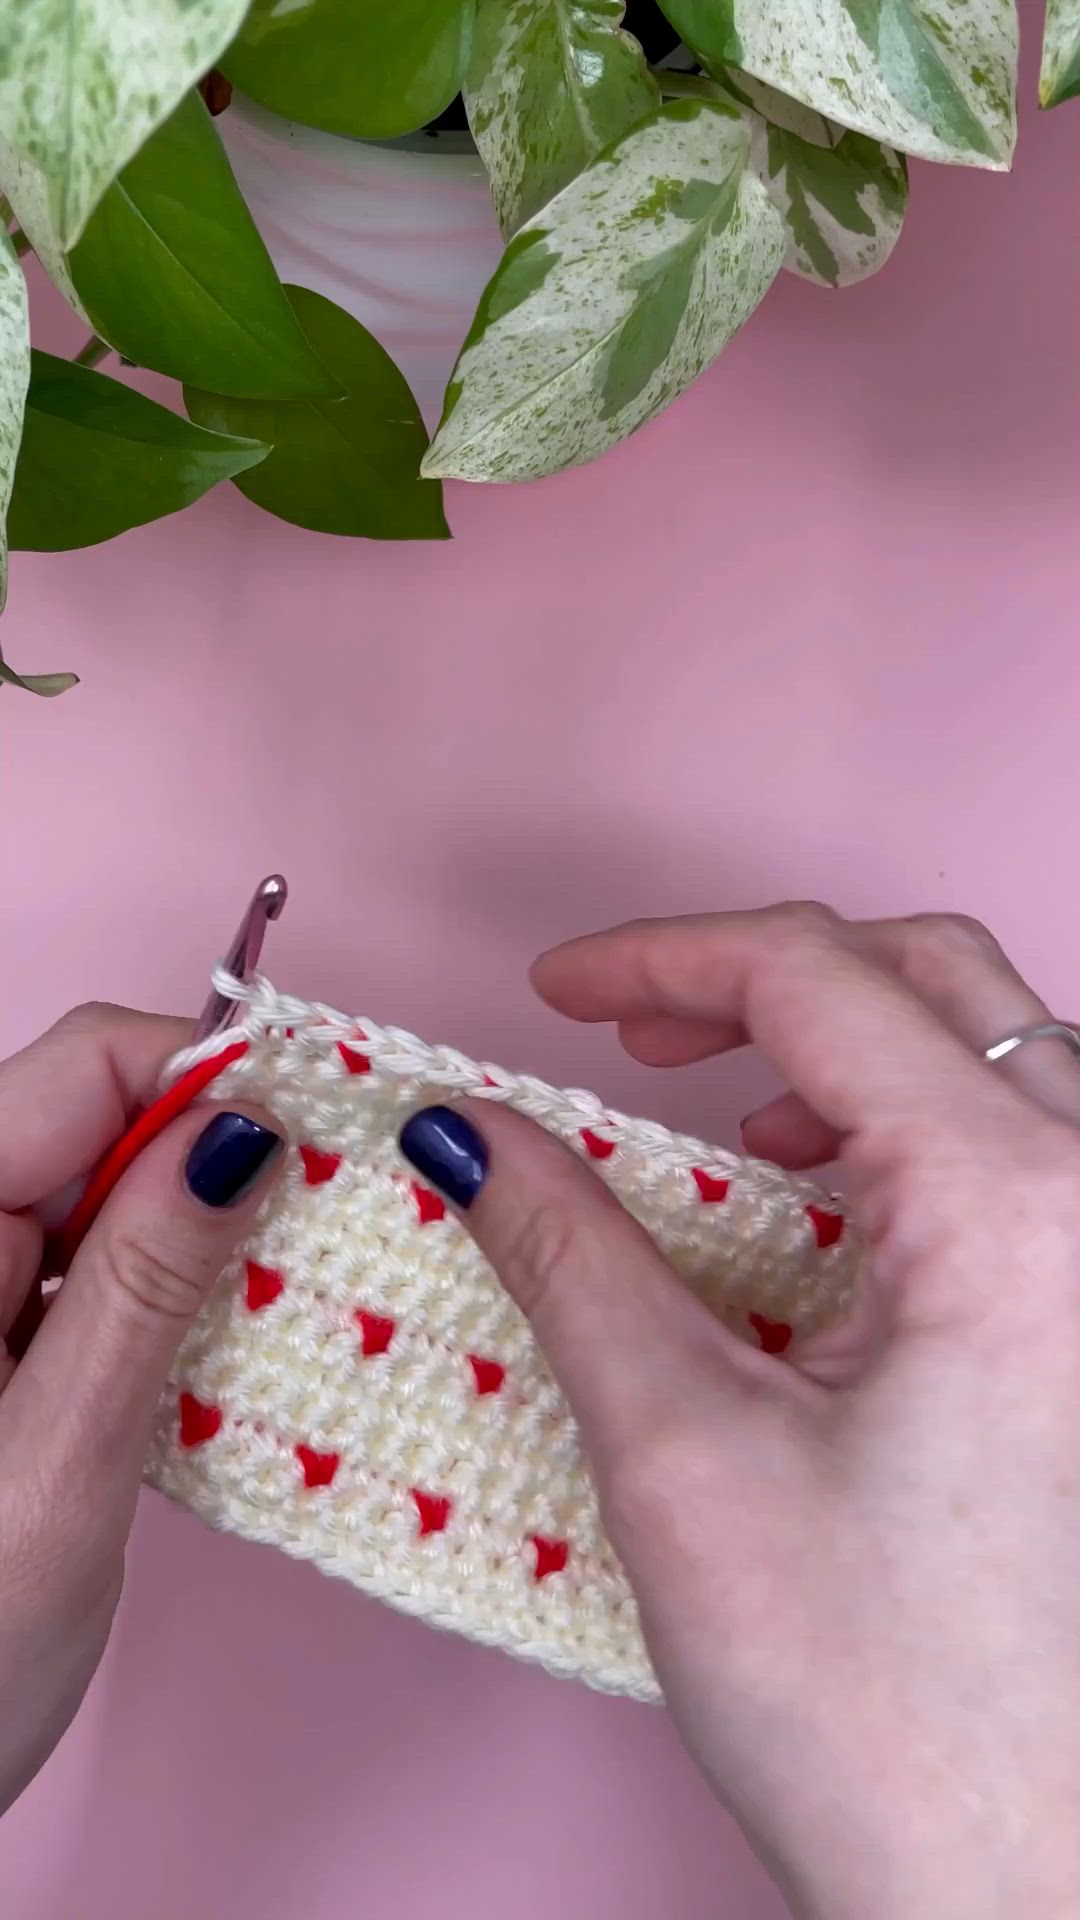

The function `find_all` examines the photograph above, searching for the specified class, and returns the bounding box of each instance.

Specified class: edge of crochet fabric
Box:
[144,971,859,1702]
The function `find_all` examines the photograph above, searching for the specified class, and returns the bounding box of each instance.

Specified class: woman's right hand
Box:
[400,906,1080,1920]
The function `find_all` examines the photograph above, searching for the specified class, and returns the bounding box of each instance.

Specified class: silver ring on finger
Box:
[985,1021,1080,1065]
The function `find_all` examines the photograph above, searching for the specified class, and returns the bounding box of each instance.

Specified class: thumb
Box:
[8,1105,284,1475]
[398,1100,768,1477]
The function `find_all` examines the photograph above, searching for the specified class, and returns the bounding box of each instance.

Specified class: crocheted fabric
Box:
[145,973,859,1702]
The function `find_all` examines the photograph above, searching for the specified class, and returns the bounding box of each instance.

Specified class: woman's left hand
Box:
[0,1002,284,1811]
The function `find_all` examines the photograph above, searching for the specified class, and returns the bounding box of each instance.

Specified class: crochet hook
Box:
[53,872,289,1263]
[192,872,287,1046]
[9,876,289,1358]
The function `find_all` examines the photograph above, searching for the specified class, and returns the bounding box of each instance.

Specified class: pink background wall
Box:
[4,47,1080,1919]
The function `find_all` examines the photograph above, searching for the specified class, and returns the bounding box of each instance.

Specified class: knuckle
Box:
[907,911,1003,968]
[630,919,688,999]
[748,903,842,1004]
[618,915,661,942]
[768,900,841,946]
[50,999,122,1040]
[495,1197,584,1323]
[896,912,1013,1010]
[106,1229,210,1325]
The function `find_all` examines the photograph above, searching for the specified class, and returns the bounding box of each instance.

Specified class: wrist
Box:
[783,1812,1080,1920]
[730,1742,1080,1920]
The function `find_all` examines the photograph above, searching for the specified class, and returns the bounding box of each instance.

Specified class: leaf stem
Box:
[72,334,111,369]
[649,66,711,99]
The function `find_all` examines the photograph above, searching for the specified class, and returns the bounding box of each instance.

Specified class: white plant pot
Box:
[218,95,504,426]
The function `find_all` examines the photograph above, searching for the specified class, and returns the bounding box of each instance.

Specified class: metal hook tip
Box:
[255,874,288,920]
[191,873,289,1046]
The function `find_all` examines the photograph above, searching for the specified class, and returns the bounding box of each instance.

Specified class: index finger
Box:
[0,1002,191,1211]
[532,906,1009,1138]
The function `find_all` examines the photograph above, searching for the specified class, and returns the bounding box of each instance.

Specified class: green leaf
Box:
[224,0,474,140]
[68,92,339,399]
[657,0,1017,168]
[7,353,268,552]
[0,226,29,610]
[465,0,660,236]
[0,0,251,249]
[1040,0,1080,105]
[184,285,449,540]
[0,654,79,697]
[763,121,906,286]
[671,70,906,286]
[423,98,786,483]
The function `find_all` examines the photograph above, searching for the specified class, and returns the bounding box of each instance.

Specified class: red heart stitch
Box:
[692,1168,730,1203]
[179,1391,222,1449]
[806,1205,844,1249]
[337,1041,371,1075]
[468,1355,505,1397]
[299,1144,342,1186]
[581,1128,615,1160]
[530,1536,570,1582]
[245,1260,284,1311]
[748,1312,793,1356]
[295,1444,340,1489]
[412,1489,451,1536]
[412,1181,446,1225]
[356,1309,396,1358]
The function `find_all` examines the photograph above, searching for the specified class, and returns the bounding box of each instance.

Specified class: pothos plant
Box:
[0,0,1070,697]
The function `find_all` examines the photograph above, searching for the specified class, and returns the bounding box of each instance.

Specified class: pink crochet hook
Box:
[55,872,289,1262]
[10,877,288,1358]
[192,873,288,1045]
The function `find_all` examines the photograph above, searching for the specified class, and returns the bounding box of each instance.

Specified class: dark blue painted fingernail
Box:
[399,1106,488,1210]
[185,1112,284,1209]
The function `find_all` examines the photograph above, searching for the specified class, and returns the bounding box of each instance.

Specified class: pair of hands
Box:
[5,905,1080,1919]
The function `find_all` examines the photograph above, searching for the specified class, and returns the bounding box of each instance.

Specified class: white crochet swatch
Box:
[145,972,858,1702]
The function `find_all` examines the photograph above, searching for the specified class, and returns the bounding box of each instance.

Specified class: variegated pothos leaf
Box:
[710,65,840,145]
[423,99,786,483]
[0,146,89,320]
[466,0,660,235]
[0,225,29,612]
[658,0,1017,169]
[1040,0,1080,106]
[662,71,906,287]
[0,0,252,254]
[761,119,906,285]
